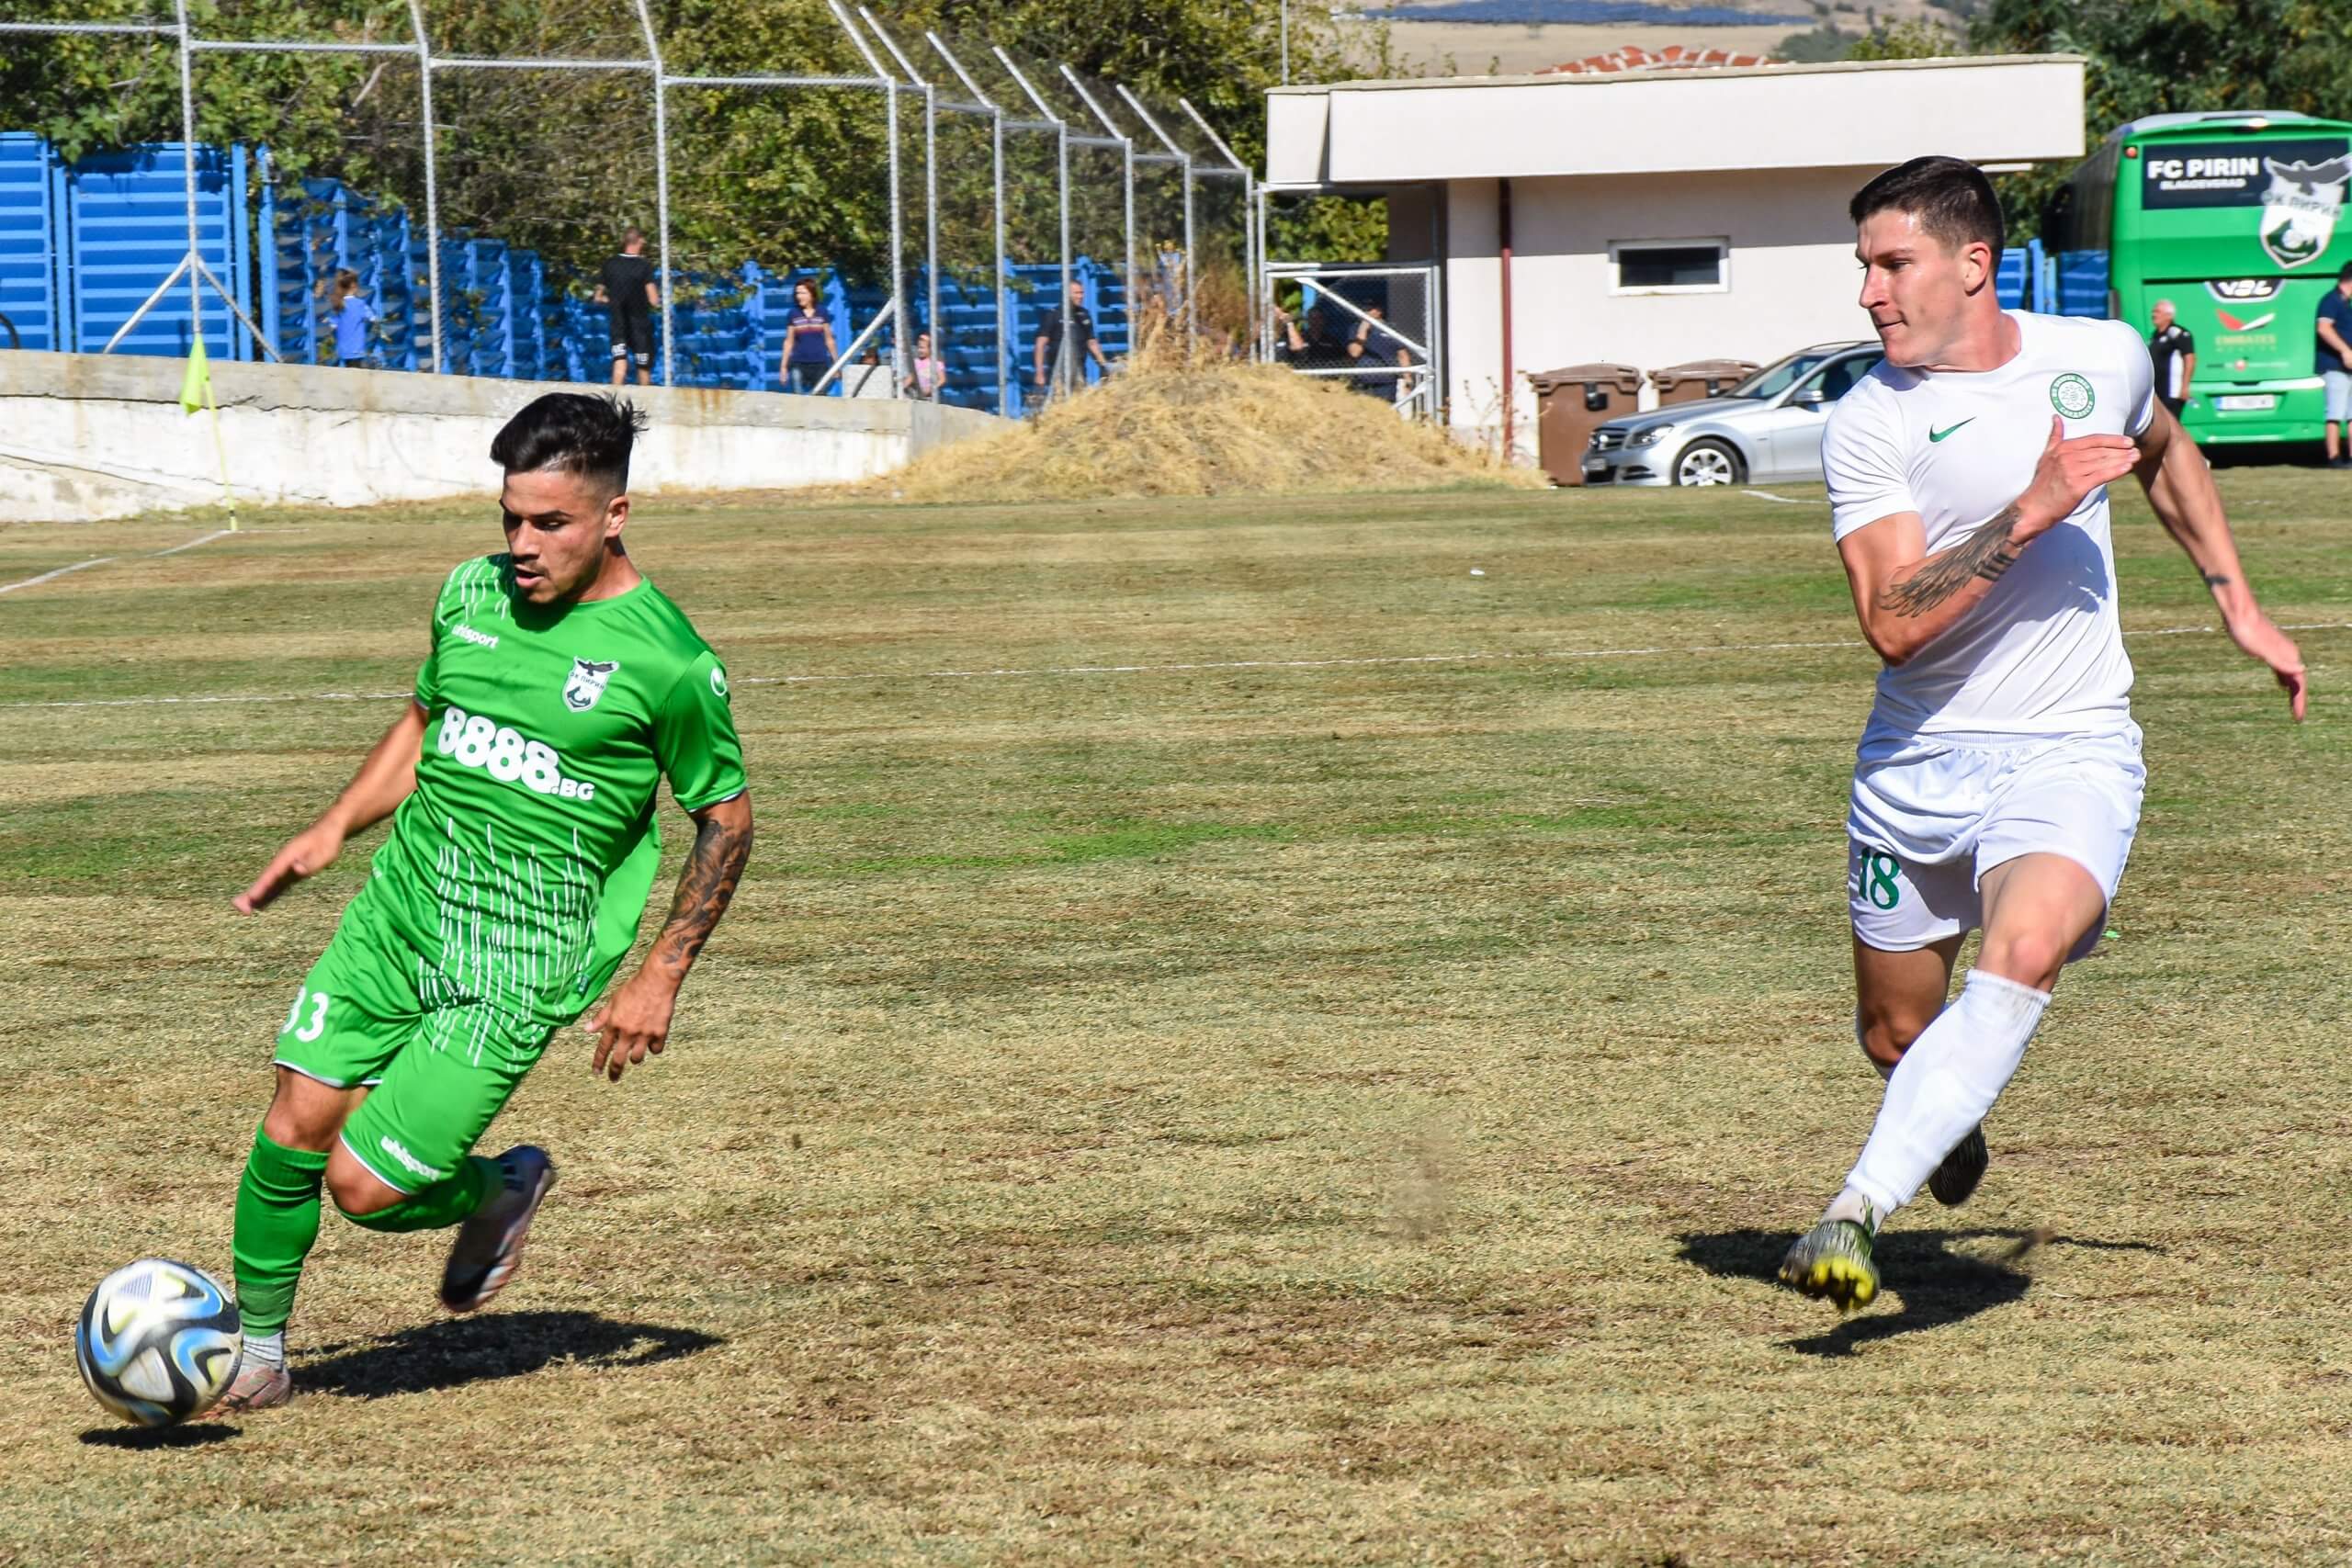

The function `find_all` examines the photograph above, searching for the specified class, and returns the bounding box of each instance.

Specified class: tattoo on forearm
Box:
[1876,505,2024,618]
[653,812,752,974]
[2202,572,2233,588]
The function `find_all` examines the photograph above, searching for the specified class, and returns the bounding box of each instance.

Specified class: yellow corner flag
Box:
[180,333,238,530]
[178,333,210,414]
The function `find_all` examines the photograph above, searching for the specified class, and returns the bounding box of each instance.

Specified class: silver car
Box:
[1578,343,1884,488]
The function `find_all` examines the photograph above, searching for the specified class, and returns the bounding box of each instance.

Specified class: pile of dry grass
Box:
[882,327,1540,503]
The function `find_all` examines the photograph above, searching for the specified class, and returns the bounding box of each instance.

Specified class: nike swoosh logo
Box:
[1928,419,1975,443]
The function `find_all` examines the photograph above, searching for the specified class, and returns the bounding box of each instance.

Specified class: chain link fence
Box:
[0,1,1258,419]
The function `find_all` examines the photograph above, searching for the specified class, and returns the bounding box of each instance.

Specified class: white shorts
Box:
[1846,723,2144,957]
[2326,369,2352,423]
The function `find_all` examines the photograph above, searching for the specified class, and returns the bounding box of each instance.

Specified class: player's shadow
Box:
[298,1309,723,1399]
[1677,1226,2161,1358]
[79,1422,239,1449]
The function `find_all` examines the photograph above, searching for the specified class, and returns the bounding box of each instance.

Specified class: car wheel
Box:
[1672,439,1743,487]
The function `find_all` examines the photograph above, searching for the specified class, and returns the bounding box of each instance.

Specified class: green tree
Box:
[1970,0,2352,243]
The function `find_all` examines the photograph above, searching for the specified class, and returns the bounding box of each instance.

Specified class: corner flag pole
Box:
[180,333,239,531]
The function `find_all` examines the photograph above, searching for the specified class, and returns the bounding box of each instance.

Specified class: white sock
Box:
[1845,968,2050,1219]
[243,1330,286,1369]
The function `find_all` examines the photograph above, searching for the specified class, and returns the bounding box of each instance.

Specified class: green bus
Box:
[2048,110,2352,447]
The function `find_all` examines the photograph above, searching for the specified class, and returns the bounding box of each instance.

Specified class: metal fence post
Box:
[402,0,444,373]
[630,0,673,388]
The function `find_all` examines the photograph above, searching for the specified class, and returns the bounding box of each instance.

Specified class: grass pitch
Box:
[4,472,2350,1565]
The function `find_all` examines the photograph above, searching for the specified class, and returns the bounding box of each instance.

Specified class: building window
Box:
[1610,239,1730,295]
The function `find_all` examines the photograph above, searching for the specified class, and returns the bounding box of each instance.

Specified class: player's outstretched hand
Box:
[233,822,346,914]
[2018,415,2140,537]
[583,971,679,1083]
[2226,609,2309,721]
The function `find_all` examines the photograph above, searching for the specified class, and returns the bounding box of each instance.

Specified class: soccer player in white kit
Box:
[1779,157,2309,1312]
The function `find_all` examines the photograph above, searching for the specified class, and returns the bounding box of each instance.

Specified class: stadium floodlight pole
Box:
[1116,86,1197,337]
[1059,67,1137,347]
[995,49,1073,399]
[859,10,942,402]
[402,0,445,374]
[628,0,674,389]
[926,33,1012,417]
[827,0,908,397]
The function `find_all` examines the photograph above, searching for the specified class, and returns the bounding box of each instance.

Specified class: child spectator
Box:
[330,270,377,369]
[905,331,947,399]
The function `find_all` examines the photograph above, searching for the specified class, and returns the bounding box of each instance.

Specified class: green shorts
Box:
[274,889,553,1195]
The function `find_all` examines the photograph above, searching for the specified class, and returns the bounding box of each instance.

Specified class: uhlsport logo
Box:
[378,1135,447,1184]
[2260,156,2352,268]
[453,624,500,649]
[564,657,620,712]
[2049,373,2097,420]
[709,665,729,699]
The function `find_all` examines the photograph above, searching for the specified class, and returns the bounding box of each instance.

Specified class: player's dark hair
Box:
[1849,156,2005,265]
[491,392,648,497]
[2337,260,2352,283]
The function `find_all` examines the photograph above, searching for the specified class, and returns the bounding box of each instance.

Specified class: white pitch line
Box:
[6,622,2348,715]
[0,557,119,596]
[150,529,235,558]
[1741,489,1819,505]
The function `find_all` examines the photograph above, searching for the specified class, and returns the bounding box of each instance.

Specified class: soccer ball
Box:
[74,1258,243,1427]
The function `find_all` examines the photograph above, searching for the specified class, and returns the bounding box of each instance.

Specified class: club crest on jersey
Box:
[2049,373,2096,420]
[563,658,620,712]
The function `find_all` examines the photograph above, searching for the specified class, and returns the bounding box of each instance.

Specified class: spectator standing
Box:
[1033,278,1109,403]
[904,331,947,400]
[593,228,659,388]
[2147,299,2195,426]
[779,279,837,394]
[2318,263,2352,468]
[330,269,377,370]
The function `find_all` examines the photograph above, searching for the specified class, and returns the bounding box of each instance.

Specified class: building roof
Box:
[1537,44,1780,75]
[1264,52,2087,189]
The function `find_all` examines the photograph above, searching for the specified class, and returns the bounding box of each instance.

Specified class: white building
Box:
[1264,54,2087,459]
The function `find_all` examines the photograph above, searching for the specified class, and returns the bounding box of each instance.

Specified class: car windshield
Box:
[1727,350,1840,400]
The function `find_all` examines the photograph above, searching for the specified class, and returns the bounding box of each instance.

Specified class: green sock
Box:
[232,1130,328,1339]
[340,1155,495,1234]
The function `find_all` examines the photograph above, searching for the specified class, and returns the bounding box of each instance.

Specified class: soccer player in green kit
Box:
[218,393,753,1410]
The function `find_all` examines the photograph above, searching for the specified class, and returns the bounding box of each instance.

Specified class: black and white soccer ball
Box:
[74,1258,243,1427]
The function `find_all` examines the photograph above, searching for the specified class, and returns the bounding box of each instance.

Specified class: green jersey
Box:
[364,553,746,1028]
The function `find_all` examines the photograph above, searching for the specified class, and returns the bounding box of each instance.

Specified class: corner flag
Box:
[180,333,239,530]
[179,333,211,414]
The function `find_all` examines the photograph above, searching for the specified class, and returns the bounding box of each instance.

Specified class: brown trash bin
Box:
[1649,358,1760,406]
[1528,363,1643,486]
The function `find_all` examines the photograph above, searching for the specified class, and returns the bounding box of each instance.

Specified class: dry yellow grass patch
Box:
[882,341,1538,503]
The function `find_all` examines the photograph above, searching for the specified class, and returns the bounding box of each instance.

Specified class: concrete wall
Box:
[0,353,1005,523]
[1442,168,1878,455]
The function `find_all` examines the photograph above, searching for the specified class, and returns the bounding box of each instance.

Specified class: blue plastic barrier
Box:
[0,131,66,350]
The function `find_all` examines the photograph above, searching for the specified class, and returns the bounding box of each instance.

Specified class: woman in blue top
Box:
[779,278,837,394]
[331,270,377,369]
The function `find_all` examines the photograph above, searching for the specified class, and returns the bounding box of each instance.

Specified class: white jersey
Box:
[1823,310,2154,741]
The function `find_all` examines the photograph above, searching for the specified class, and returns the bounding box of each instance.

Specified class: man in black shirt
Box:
[2147,299,2195,426]
[593,228,659,388]
[1032,278,1109,406]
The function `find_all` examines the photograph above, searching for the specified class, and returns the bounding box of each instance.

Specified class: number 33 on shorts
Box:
[280,987,333,1043]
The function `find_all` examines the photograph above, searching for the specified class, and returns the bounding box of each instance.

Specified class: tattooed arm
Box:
[2132,402,2307,719]
[585,792,755,1082]
[1838,415,2139,666]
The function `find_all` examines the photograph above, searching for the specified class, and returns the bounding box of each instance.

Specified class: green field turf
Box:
[3,472,2349,1565]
